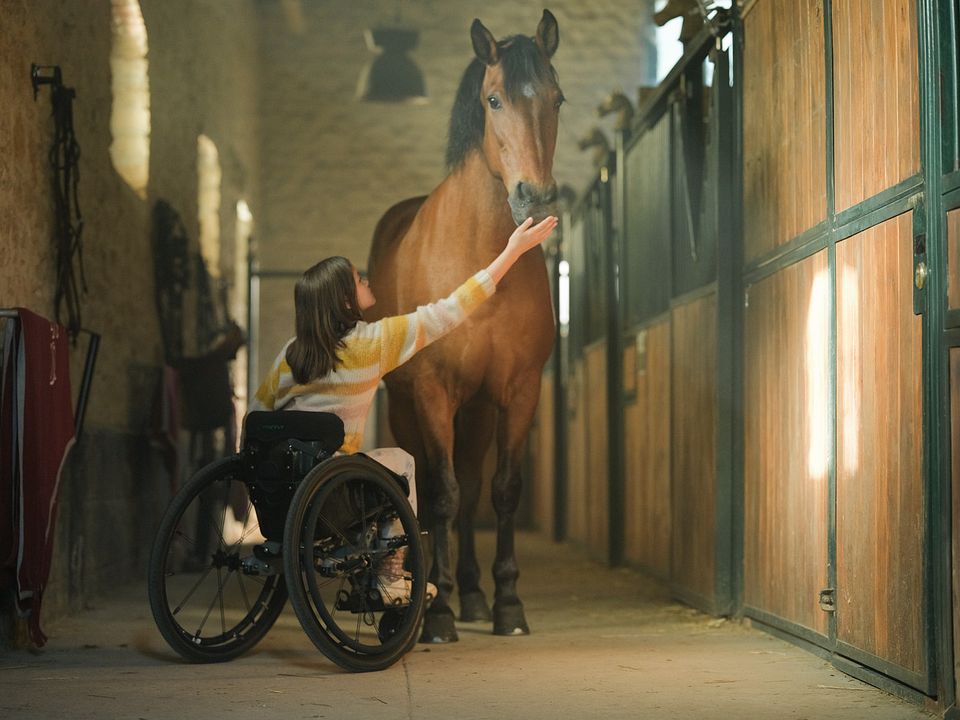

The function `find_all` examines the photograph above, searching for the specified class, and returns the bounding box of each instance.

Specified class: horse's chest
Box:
[432,284,552,375]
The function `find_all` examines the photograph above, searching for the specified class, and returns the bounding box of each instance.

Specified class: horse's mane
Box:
[445,34,559,170]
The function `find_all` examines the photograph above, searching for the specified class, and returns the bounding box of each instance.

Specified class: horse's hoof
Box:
[419,608,459,644]
[492,600,530,636]
[459,591,493,622]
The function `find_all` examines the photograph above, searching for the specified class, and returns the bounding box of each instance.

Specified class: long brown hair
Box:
[285,256,363,384]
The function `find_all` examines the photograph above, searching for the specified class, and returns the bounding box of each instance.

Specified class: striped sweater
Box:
[248,269,497,453]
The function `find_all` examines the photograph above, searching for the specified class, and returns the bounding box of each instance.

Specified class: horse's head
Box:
[447,10,564,226]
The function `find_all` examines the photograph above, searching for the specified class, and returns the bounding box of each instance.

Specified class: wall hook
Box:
[31,63,63,101]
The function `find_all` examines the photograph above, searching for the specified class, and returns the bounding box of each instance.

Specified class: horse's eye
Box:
[555,95,566,110]
[487,95,502,110]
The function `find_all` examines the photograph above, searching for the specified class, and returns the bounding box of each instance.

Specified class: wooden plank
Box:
[952,349,960,701]
[832,0,919,210]
[948,208,960,309]
[836,213,924,675]
[623,320,672,578]
[671,294,717,603]
[742,0,826,261]
[743,250,830,636]
[585,342,610,560]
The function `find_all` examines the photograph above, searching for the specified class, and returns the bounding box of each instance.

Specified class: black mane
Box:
[445,34,559,170]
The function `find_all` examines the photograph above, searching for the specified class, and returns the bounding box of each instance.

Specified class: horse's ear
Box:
[471,19,499,65]
[536,9,559,58]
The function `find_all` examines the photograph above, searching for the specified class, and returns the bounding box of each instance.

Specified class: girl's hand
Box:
[486,215,559,284]
[507,215,559,256]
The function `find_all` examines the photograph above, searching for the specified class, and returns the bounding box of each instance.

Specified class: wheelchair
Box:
[147,411,428,672]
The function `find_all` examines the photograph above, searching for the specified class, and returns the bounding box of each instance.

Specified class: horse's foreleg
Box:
[413,382,460,644]
[491,380,540,636]
[454,400,496,622]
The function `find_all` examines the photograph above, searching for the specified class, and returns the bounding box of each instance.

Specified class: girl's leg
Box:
[365,447,418,514]
[364,448,434,602]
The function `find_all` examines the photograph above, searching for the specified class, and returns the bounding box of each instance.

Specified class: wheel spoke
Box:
[315,511,358,554]
[237,508,262,546]
[172,527,201,552]
[218,567,227,636]
[212,482,231,553]
[150,459,288,662]
[235,569,252,615]
[170,564,215,616]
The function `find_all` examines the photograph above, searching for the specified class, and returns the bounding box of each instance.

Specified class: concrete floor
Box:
[0,531,938,720]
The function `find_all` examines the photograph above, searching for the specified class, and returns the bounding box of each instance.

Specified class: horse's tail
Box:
[367,196,427,277]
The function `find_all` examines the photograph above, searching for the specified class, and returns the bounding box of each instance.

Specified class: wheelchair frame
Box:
[147,411,428,672]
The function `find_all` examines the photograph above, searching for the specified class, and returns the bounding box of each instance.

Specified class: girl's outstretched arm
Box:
[372,215,558,374]
[485,215,558,284]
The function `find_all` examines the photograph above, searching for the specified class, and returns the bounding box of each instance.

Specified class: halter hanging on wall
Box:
[31,63,87,342]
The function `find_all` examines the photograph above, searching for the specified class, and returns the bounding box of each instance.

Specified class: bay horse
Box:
[366,9,562,643]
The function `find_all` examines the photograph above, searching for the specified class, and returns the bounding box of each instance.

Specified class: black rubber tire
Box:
[283,455,426,672]
[148,456,288,663]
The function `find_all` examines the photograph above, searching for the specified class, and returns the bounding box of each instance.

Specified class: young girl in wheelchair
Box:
[247,213,558,605]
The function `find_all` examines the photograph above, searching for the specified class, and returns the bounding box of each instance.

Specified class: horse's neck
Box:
[430,152,514,255]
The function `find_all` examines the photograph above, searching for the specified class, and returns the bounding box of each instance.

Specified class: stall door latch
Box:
[818,588,836,613]
[912,195,927,316]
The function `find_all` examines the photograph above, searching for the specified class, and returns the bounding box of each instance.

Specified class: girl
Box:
[248,214,558,603]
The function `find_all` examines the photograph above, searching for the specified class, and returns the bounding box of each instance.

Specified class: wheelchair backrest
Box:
[240,412,346,540]
[243,410,345,454]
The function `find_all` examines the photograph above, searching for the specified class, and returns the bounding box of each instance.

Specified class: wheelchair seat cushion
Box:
[244,411,345,453]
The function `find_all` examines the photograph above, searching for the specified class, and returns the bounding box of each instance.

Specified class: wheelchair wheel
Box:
[283,455,426,672]
[148,456,288,662]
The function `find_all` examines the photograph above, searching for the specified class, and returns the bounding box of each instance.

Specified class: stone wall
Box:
[0,0,260,646]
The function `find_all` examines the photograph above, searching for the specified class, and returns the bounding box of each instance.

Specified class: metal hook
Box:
[31,63,62,101]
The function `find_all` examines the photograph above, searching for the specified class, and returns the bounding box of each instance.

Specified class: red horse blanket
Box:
[0,308,75,646]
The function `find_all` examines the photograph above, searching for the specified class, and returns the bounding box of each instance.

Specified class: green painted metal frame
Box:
[714,25,739,617]
[555,187,609,553]
[616,10,737,609]
[735,0,949,701]
[832,655,932,707]
[937,2,960,713]
[727,2,747,620]
[552,0,957,702]
[947,183,960,329]
[608,135,626,567]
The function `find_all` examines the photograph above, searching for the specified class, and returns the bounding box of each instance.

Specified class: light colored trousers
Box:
[363,448,418,524]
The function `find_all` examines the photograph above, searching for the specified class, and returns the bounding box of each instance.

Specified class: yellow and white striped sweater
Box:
[248,270,497,453]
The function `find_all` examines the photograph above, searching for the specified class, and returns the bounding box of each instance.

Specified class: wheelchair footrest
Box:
[335,575,415,612]
[241,541,283,576]
[336,588,393,613]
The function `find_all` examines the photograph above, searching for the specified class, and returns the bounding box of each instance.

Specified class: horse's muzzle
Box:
[510,181,558,225]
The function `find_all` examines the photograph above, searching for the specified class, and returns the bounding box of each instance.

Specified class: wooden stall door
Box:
[952,347,960,707]
[743,251,830,638]
[623,320,671,578]
[835,213,926,690]
[948,207,960,705]
[832,0,919,212]
[671,293,717,608]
